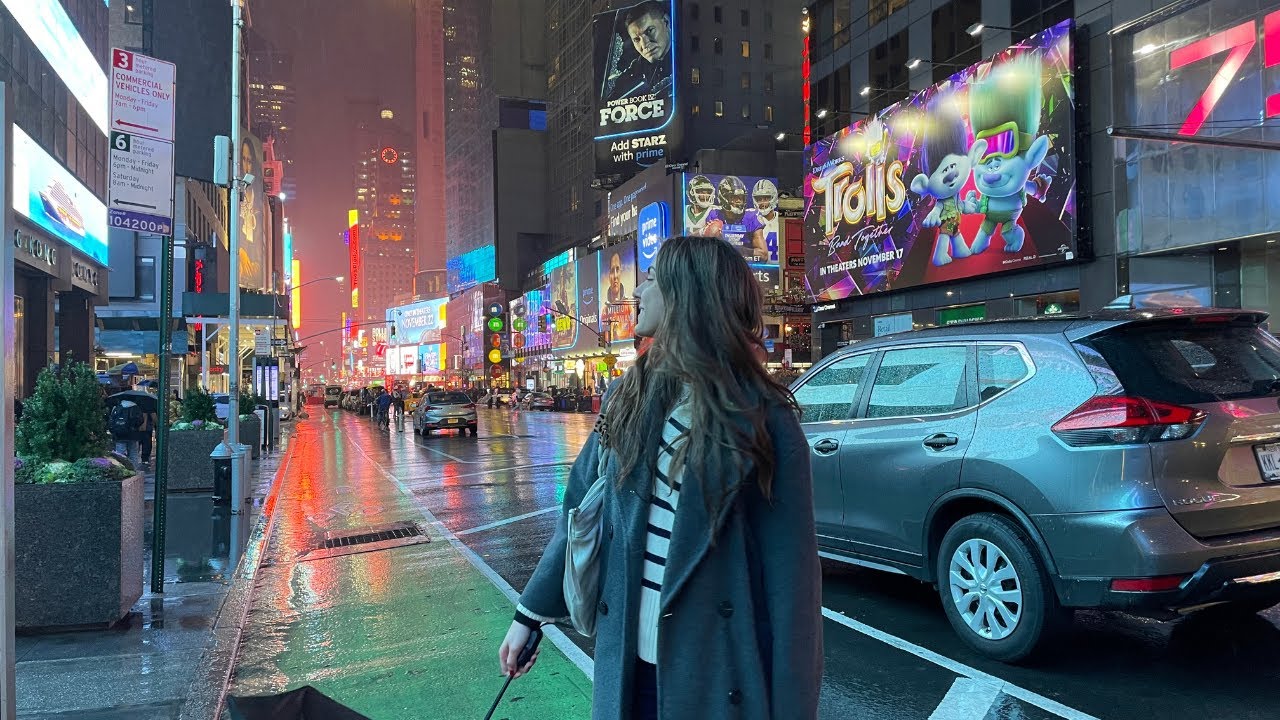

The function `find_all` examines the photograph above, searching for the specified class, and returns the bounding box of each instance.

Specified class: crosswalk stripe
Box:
[928,678,1002,720]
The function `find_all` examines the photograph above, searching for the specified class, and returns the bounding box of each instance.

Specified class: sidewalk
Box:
[226,414,592,719]
[14,434,291,719]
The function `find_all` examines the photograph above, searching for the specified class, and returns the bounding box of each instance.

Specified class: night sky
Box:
[252,0,416,370]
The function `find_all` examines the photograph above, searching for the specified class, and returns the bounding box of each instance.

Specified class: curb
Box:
[176,430,298,720]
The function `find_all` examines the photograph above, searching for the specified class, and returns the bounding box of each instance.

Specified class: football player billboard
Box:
[682,173,782,293]
[804,21,1076,301]
[593,0,684,180]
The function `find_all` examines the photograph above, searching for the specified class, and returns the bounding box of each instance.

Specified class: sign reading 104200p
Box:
[593,0,684,180]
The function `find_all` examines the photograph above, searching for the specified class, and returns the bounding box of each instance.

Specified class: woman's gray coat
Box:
[519,399,823,719]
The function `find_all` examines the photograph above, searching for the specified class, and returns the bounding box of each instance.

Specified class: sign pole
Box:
[1,82,19,720]
[150,228,174,594]
[227,0,245,457]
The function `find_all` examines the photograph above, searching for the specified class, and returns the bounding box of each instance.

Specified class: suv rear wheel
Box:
[937,513,1068,663]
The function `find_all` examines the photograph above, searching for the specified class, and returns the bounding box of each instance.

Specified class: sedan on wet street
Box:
[413,391,478,436]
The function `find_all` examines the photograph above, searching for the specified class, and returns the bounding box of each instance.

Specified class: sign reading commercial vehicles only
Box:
[109,49,176,235]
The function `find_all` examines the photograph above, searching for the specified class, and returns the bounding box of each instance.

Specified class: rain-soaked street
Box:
[229,408,1280,719]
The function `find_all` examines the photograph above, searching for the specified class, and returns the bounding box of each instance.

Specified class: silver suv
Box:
[795,308,1280,662]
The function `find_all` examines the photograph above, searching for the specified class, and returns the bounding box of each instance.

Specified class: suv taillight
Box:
[1051,396,1205,447]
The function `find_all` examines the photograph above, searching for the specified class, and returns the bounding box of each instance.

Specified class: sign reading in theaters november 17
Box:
[804,21,1077,301]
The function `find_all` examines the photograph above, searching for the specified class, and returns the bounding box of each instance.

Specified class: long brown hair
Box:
[605,235,796,505]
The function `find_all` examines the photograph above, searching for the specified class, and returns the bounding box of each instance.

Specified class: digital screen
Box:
[549,262,578,349]
[599,242,637,343]
[682,173,781,292]
[418,343,446,374]
[3,0,109,133]
[593,0,684,179]
[570,253,602,354]
[12,127,108,265]
[387,298,447,346]
[804,21,1076,301]
[446,244,496,294]
[637,201,669,273]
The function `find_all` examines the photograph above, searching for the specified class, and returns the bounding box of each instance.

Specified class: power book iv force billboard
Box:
[593,0,684,180]
[804,21,1077,302]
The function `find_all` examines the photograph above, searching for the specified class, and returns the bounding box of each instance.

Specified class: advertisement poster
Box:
[418,343,445,375]
[388,298,447,345]
[804,21,1076,301]
[550,262,578,348]
[600,242,637,342]
[11,127,109,266]
[683,173,782,292]
[447,244,496,294]
[593,0,683,179]
[572,253,602,353]
[239,135,267,290]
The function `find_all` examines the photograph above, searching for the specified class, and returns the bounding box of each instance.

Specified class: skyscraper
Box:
[353,108,417,328]
[248,31,298,201]
[414,0,448,296]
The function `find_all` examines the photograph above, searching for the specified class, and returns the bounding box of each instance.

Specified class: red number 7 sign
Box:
[1169,10,1280,136]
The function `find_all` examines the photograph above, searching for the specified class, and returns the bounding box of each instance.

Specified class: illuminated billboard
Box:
[549,262,578,349]
[446,245,496,294]
[291,259,301,329]
[804,21,1076,301]
[593,0,684,179]
[12,127,109,265]
[348,210,360,309]
[238,136,267,290]
[387,298,447,346]
[599,242,637,343]
[682,173,781,292]
[4,0,109,134]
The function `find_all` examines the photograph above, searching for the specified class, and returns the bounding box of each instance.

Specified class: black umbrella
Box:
[105,390,158,413]
[228,686,370,720]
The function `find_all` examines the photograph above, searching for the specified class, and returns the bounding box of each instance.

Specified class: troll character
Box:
[910,96,987,266]
[965,55,1051,254]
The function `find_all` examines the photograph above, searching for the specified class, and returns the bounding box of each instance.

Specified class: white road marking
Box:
[928,678,1002,720]
[822,608,1099,720]
[457,507,559,536]
[350,440,595,681]
[397,461,574,481]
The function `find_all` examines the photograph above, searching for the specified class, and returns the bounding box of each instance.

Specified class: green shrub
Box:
[16,362,109,464]
[181,387,219,424]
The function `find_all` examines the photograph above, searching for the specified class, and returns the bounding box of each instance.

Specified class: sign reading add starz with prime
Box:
[593,0,684,179]
[109,49,176,235]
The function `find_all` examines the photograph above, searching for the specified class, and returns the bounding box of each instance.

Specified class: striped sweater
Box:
[637,403,691,663]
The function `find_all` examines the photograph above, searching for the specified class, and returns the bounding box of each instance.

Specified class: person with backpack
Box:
[109,400,143,460]
[499,235,822,719]
[135,403,157,469]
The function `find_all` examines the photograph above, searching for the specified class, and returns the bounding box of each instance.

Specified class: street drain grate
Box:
[320,522,423,550]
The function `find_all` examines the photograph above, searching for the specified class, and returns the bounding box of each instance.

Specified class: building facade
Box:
[3,0,111,397]
[353,110,417,330]
[414,0,449,294]
[248,30,298,202]
[803,0,1223,357]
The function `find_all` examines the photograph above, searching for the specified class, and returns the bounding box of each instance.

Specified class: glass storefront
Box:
[1120,236,1280,319]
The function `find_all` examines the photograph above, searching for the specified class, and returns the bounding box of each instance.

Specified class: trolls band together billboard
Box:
[804,21,1077,301]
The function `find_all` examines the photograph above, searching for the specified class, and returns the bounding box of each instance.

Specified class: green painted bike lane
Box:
[229,417,592,719]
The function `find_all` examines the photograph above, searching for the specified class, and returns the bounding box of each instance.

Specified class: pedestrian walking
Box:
[108,399,144,461]
[136,404,157,469]
[392,387,406,432]
[376,389,392,431]
[498,235,822,719]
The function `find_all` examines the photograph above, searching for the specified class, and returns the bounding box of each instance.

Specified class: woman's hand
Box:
[498,620,540,678]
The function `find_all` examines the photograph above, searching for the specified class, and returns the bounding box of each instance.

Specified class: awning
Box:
[97,329,189,356]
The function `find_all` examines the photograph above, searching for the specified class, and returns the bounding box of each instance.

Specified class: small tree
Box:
[16,362,109,463]
[180,387,219,424]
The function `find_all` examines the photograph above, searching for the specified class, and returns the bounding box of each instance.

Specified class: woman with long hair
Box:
[498,235,822,719]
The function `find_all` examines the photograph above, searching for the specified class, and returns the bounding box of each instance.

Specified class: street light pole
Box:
[227,0,244,454]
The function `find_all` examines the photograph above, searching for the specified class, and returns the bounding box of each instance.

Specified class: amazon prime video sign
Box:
[593,0,684,180]
[804,21,1077,301]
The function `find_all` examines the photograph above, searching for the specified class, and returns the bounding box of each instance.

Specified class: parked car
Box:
[794,307,1280,663]
[414,391,478,436]
[522,392,555,411]
[212,394,230,421]
[324,385,341,408]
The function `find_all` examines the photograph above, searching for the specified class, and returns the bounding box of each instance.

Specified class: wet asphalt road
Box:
[344,406,1280,719]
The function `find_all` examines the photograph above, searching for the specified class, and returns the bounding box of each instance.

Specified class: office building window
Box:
[742,104,751,119]
[869,28,910,113]
[136,257,157,302]
[741,9,749,26]
[714,37,723,54]
[932,0,981,82]
[764,72,775,92]
[741,72,751,89]
[741,41,750,57]
[715,101,724,117]
[1011,0,1072,35]
[125,4,144,24]
[765,105,774,122]
[690,2,700,20]
[766,11,773,29]
[714,5,723,23]
[692,104,701,116]
[691,35,700,52]
[713,68,725,86]
[764,43,773,60]
[692,67,702,84]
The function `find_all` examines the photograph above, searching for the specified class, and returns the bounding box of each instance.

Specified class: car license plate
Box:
[1255,443,1280,482]
[443,418,460,425]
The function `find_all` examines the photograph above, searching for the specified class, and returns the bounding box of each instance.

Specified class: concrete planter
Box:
[167,429,225,491]
[15,473,144,629]
[241,415,261,459]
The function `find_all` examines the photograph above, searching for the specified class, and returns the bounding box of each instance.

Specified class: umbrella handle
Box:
[483,626,543,720]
